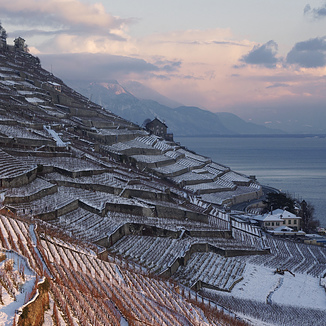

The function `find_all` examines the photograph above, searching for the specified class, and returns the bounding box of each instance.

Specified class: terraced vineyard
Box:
[0,34,325,326]
[0,212,251,326]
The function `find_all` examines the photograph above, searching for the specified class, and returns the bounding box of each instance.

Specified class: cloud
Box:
[304,3,326,19]
[286,36,326,67]
[266,83,290,89]
[153,59,182,72]
[304,4,312,15]
[1,0,130,39]
[39,53,163,82]
[162,40,247,47]
[11,27,126,42]
[211,41,247,47]
[238,40,279,68]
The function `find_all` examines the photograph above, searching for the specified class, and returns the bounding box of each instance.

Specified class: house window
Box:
[294,220,297,224]
[276,222,280,226]
[288,220,291,224]
[265,222,270,226]
[272,222,274,226]
[283,221,285,224]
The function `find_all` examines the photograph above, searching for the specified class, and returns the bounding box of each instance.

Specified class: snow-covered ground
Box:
[217,262,326,310]
[238,314,278,326]
[0,251,37,326]
[44,125,66,147]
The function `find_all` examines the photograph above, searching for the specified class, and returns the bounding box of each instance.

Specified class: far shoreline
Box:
[175,134,326,138]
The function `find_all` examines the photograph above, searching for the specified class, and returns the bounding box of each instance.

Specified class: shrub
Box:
[4,259,14,272]
[0,253,6,262]
[18,278,50,326]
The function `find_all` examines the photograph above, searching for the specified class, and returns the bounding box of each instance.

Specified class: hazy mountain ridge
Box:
[227,100,326,135]
[216,112,284,135]
[121,80,183,108]
[70,80,284,136]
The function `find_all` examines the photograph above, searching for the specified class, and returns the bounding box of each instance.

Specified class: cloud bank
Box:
[286,37,326,68]
[39,53,182,82]
[237,36,326,70]
[238,40,279,68]
[1,0,129,39]
[304,3,326,19]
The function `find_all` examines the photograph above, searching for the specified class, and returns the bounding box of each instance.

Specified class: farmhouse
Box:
[14,37,26,51]
[254,209,302,231]
[145,117,173,141]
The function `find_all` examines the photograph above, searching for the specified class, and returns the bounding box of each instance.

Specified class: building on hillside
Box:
[0,25,7,50]
[47,81,62,92]
[254,209,302,232]
[280,210,301,230]
[14,37,26,52]
[145,118,173,141]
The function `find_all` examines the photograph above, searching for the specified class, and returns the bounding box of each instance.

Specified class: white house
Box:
[47,81,62,92]
[280,210,301,230]
[254,209,302,231]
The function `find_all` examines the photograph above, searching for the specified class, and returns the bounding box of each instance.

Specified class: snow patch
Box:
[217,262,326,310]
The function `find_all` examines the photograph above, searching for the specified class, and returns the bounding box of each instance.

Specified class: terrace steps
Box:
[174,252,246,292]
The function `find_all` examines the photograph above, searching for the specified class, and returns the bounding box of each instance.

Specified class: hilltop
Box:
[0,31,325,326]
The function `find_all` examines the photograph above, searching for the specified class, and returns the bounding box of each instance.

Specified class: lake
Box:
[175,136,326,227]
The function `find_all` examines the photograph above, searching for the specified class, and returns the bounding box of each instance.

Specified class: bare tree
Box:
[0,22,8,43]
[299,200,319,232]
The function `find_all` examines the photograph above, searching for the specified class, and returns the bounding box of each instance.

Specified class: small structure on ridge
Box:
[144,117,173,141]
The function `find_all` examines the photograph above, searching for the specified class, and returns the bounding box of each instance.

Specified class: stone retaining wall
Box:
[12,137,56,147]
[53,166,109,178]
[3,184,57,204]
[160,242,269,279]
[103,202,155,218]
[52,178,169,201]
[129,156,175,170]
[231,188,263,205]
[1,168,37,188]
[153,203,208,223]
[187,230,232,238]
[35,199,79,221]
[87,131,140,146]
[4,150,72,158]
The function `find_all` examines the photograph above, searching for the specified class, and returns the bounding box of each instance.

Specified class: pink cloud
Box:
[1,0,126,31]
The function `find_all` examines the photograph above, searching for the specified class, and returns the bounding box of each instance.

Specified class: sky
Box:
[1,0,326,118]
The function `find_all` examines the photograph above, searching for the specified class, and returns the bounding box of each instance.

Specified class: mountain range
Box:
[67,80,285,136]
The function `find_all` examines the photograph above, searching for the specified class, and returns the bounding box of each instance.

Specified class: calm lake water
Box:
[175,136,326,227]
